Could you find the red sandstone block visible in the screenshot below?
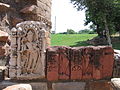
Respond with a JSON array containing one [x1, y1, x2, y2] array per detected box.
[[92, 46, 114, 79], [71, 47, 94, 80], [100, 46, 114, 78], [81, 47, 93, 80], [46, 46, 114, 81], [46, 47, 59, 81], [70, 47, 83, 80], [58, 47, 70, 80]]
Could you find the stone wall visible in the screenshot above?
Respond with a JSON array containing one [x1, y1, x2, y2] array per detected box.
[[46, 46, 114, 81], [0, 0, 52, 80], [0, 0, 51, 45]]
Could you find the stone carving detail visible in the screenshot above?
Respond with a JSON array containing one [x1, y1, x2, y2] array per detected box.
[[9, 21, 47, 80]]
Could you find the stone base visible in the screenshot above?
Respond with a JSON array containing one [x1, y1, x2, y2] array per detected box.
[[111, 78, 120, 90], [16, 74, 45, 80], [0, 81, 48, 90], [52, 82, 86, 90], [0, 79, 118, 90], [2, 78, 120, 90]]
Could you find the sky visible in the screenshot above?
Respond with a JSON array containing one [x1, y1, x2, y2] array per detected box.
[[51, 0, 89, 33]]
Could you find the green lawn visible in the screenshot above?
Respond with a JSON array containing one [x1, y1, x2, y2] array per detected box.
[[51, 34, 120, 50], [51, 34, 97, 47]]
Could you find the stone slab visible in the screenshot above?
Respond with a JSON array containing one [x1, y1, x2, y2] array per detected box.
[[0, 81, 48, 90], [86, 81, 114, 90], [111, 78, 120, 90], [3, 84, 32, 90], [52, 82, 86, 90]]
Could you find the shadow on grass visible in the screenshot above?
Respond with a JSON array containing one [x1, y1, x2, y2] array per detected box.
[[70, 41, 90, 47], [70, 40, 120, 50], [112, 42, 120, 50]]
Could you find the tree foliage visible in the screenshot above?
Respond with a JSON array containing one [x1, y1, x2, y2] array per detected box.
[[71, 0, 120, 46], [67, 29, 76, 34]]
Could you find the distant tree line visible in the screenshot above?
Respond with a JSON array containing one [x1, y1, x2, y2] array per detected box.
[[57, 29, 96, 34]]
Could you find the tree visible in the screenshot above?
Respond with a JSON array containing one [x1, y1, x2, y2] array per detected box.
[[71, 0, 120, 46], [67, 29, 76, 34]]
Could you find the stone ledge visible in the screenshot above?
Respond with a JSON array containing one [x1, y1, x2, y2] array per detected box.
[[0, 81, 48, 90], [52, 82, 86, 90], [0, 80, 118, 90], [111, 78, 120, 90]]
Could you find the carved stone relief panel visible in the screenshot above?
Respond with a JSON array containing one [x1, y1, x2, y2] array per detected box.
[[9, 21, 48, 80]]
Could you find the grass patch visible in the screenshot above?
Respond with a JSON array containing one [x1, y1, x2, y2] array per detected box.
[[51, 34, 120, 50], [112, 42, 120, 50], [51, 34, 97, 47]]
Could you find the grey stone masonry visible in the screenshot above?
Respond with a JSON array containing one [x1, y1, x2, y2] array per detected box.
[[52, 82, 86, 90]]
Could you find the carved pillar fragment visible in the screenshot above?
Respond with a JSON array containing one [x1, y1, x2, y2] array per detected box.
[[9, 21, 48, 80]]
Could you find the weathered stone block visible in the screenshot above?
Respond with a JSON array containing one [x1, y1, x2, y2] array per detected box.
[[111, 78, 120, 90], [3, 84, 32, 90], [113, 50, 120, 78], [46, 47, 59, 81], [58, 47, 70, 80], [86, 81, 114, 90], [46, 46, 114, 81], [0, 82, 47, 90], [30, 83, 48, 90], [46, 46, 70, 81], [52, 82, 86, 90], [98, 46, 114, 79], [20, 5, 37, 14]]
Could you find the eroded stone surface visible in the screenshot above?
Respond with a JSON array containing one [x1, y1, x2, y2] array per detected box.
[[86, 81, 114, 90], [52, 82, 86, 90], [46, 46, 114, 81], [9, 21, 49, 80], [20, 5, 37, 14], [30, 83, 48, 90], [111, 78, 120, 90], [113, 50, 120, 78], [0, 30, 8, 42], [3, 84, 32, 90]]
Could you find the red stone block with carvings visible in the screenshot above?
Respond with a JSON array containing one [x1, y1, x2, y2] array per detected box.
[[46, 47, 59, 81], [46, 46, 114, 81], [58, 47, 70, 80]]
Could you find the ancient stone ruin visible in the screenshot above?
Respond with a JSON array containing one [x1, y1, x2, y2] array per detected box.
[[0, 0, 120, 90], [9, 21, 47, 80]]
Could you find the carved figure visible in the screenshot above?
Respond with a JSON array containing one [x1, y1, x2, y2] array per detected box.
[[9, 21, 49, 80]]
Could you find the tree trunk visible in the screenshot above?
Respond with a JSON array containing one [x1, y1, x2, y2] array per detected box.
[[104, 16, 112, 47], [119, 30, 120, 40], [96, 24, 105, 38]]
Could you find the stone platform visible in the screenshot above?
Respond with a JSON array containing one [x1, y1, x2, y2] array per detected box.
[[1, 78, 120, 90]]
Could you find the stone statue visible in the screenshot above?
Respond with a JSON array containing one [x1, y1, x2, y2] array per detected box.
[[9, 21, 49, 80]]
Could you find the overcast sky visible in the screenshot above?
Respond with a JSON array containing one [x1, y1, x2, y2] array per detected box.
[[51, 0, 89, 33]]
